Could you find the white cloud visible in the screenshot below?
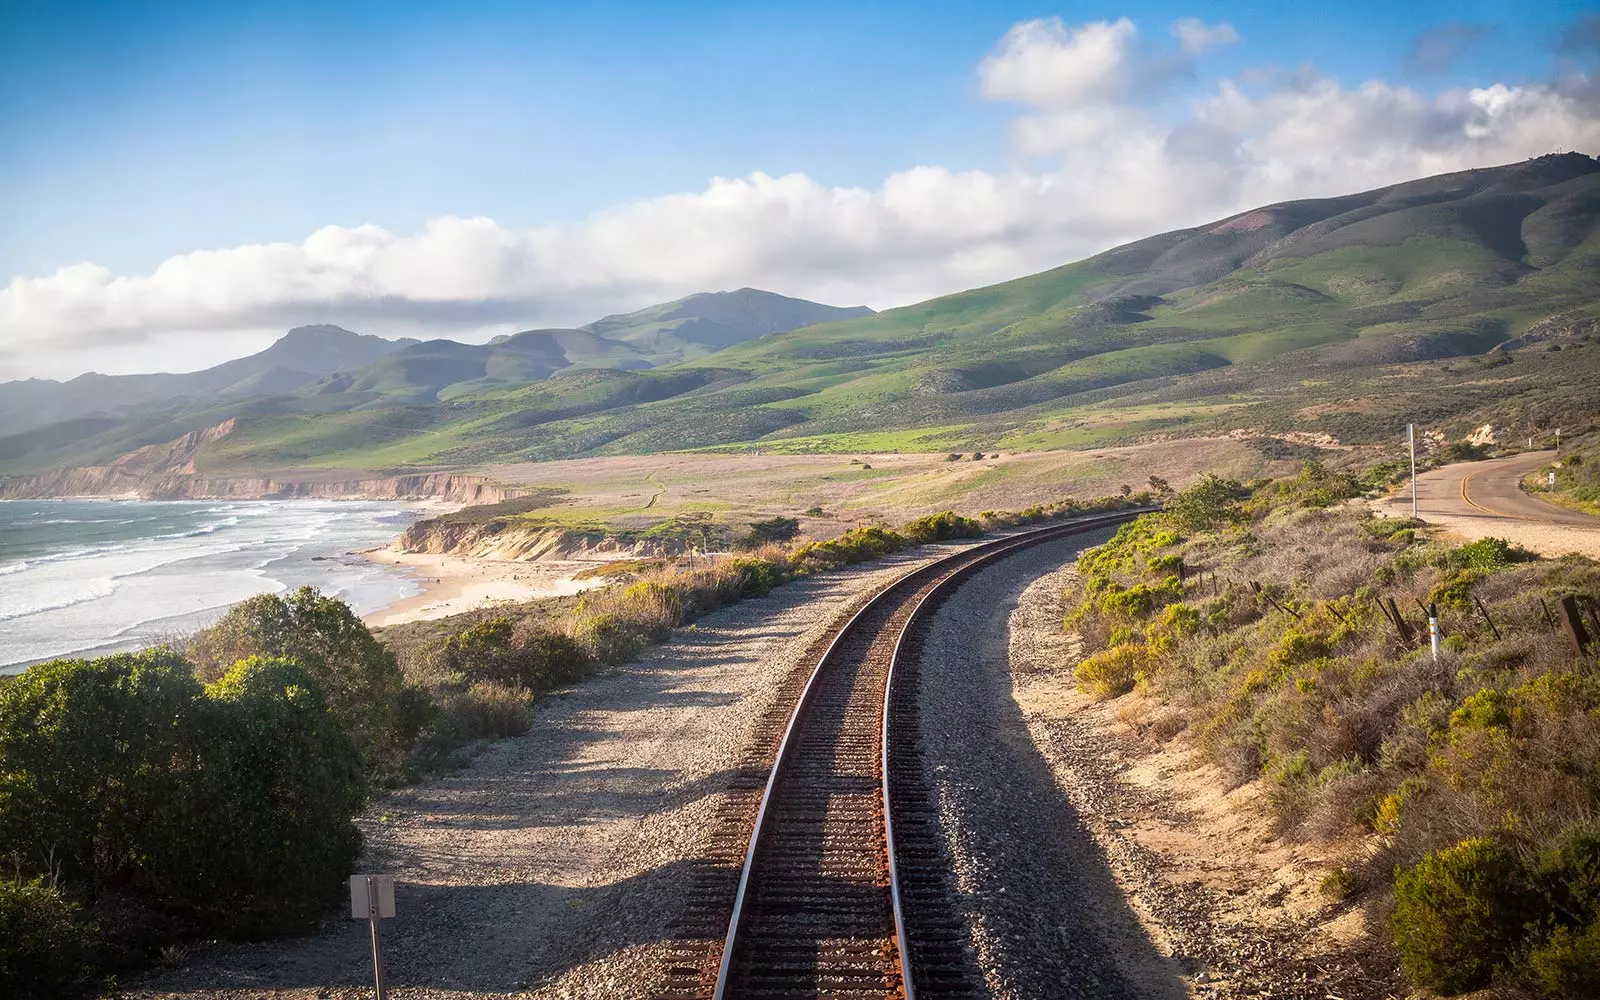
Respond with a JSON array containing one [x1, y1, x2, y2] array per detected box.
[[3, 15, 1599, 379], [978, 17, 1139, 107], [1172, 18, 1240, 56]]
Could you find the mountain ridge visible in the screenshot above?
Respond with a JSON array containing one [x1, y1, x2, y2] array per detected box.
[[4, 153, 1598, 483]]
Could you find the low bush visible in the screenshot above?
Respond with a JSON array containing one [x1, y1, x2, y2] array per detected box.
[[1392, 837, 1529, 994], [0, 879, 96, 1000], [1075, 644, 1144, 698], [443, 681, 533, 741], [902, 510, 983, 543]]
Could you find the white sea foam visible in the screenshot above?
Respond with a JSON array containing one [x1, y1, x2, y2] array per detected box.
[[0, 499, 424, 670]]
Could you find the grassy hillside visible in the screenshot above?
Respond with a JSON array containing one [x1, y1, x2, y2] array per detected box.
[[5, 154, 1598, 480]]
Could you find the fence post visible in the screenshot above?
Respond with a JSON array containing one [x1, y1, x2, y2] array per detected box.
[[1558, 596, 1593, 658]]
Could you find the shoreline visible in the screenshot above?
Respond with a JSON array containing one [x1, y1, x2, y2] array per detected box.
[[360, 546, 602, 627]]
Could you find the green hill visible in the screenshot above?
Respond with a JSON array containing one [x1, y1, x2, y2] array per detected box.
[[5, 153, 1599, 480]]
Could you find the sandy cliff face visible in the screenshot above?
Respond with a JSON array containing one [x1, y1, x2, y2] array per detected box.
[[395, 518, 695, 561], [0, 421, 520, 505]]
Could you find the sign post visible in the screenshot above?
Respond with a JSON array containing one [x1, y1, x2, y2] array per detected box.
[[350, 875, 396, 1000], [1408, 424, 1418, 518]]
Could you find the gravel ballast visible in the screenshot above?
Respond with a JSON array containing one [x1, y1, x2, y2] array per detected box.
[[131, 545, 982, 1000], [918, 538, 1403, 1000]]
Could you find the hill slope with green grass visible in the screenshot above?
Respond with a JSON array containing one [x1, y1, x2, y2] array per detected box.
[[5, 153, 1599, 482]]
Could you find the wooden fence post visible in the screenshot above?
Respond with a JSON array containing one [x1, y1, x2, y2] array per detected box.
[[1558, 596, 1593, 658]]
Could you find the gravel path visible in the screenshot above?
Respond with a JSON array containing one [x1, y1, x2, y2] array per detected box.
[[129, 545, 978, 1000], [917, 529, 1186, 1000]]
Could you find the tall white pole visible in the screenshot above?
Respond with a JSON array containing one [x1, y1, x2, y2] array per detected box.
[[1409, 423, 1418, 518]]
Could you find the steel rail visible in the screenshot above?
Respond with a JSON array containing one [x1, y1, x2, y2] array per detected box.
[[711, 510, 1145, 999]]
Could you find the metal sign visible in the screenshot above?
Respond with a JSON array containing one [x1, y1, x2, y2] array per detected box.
[[1550, 471, 1558, 487], [350, 875, 395, 999], [350, 874, 396, 918]]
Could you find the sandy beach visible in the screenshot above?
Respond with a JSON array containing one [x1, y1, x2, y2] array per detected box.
[[361, 548, 602, 627]]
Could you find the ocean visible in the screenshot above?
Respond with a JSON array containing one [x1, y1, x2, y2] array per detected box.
[[0, 499, 425, 673]]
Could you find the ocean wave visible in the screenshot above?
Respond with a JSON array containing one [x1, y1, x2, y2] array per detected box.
[[0, 576, 118, 621], [0, 560, 27, 576]]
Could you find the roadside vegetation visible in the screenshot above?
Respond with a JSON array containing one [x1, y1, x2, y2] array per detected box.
[[1531, 435, 1600, 517], [1064, 466, 1600, 997], [0, 493, 1139, 995]]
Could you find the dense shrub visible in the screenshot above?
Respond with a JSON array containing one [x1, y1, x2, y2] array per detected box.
[[790, 525, 909, 571], [188, 657, 366, 935], [0, 649, 367, 985], [187, 586, 416, 769], [1392, 837, 1529, 993], [1163, 473, 1247, 532], [0, 649, 205, 889], [1075, 645, 1145, 698], [902, 510, 983, 543], [1061, 468, 1600, 996], [0, 879, 96, 999]]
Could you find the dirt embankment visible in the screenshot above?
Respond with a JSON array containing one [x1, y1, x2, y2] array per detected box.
[[0, 420, 521, 505]]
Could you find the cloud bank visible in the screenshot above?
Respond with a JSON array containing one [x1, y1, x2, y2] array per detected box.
[[4, 15, 1599, 375]]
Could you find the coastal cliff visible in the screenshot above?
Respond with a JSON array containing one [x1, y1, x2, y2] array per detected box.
[[0, 420, 522, 504], [394, 518, 690, 561]]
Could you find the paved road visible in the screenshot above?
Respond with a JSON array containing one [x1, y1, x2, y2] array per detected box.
[[1381, 450, 1599, 526]]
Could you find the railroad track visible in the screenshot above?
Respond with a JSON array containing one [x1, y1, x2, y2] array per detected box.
[[659, 511, 1144, 1000]]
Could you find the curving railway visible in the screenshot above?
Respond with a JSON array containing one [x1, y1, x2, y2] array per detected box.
[[659, 512, 1142, 1000]]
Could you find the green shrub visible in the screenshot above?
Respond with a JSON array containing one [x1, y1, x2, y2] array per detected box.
[[902, 510, 983, 543], [1439, 537, 1536, 572], [446, 681, 533, 741], [1099, 580, 1181, 620], [730, 556, 788, 597], [188, 657, 366, 935], [0, 879, 95, 999], [572, 612, 647, 665], [1075, 645, 1144, 698], [0, 648, 204, 888], [790, 525, 908, 570], [1526, 921, 1600, 999], [441, 616, 517, 677], [187, 586, 414, 768], [1164, 473, 1247, 533], [0, 650, 368, 969], [1392, 837, 1530, 994], [507, 622, 591, 689]]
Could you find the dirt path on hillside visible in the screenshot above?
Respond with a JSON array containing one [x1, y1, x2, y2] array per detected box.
[[128, 546, 978, 1000]]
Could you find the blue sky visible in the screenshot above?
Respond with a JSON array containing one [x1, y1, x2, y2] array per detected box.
[[1, 1, 1597, 378]]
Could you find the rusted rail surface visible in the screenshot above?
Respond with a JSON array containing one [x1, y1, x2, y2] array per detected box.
[[659, 512, 1143, 1000]]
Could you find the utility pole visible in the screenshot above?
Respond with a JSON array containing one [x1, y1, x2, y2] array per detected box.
[[1408, 423, 1418, 518]]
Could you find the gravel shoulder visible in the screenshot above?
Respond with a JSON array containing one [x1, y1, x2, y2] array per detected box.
[[919, 540, 1406, 1000], [128, 544, 979, 1000]]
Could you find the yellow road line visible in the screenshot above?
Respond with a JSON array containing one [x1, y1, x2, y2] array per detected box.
[[1459, 469, 1539, 522]]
